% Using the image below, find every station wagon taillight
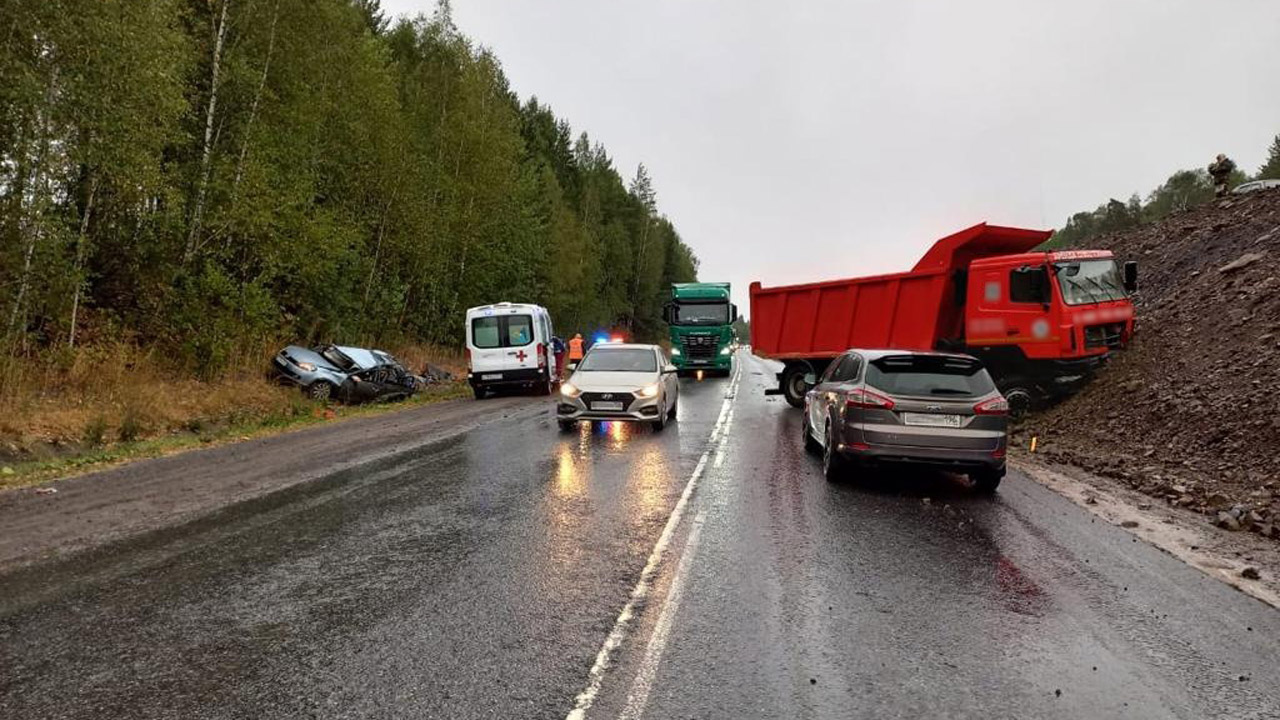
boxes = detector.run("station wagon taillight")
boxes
[846,388,895,411]
[974,397,1010,415]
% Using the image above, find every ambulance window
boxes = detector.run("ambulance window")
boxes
[472,317,501,348]
[471,314,534,348]
[507,315,533,346]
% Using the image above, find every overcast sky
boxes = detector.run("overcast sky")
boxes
[382,0,1280,312]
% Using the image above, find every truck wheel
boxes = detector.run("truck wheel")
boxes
[781,363,811,409]
[472,386,487,400]
[998,380,1036,421]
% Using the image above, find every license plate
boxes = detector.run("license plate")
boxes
[901,412,963,428]
[481,373,502,380]
[591,401,624,411]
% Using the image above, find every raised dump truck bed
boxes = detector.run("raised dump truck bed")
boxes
[749,223,1136,415]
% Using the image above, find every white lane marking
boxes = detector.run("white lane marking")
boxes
[565,369,739,719]
[618,512,706,720]
[708,397,732,442]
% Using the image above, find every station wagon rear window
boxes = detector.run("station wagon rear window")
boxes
[867,355,995,397]
[471,314,534,348]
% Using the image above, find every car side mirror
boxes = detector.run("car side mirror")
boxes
[803,372,816,387]
[663,365,678,374]
[1123,261,1138,292]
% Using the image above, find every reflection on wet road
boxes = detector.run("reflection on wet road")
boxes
[1,353,1277,720]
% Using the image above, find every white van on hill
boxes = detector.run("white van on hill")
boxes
[465,302,559,399]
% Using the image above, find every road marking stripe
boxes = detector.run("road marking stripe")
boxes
[564,364,739,719]
[618,512,706,720]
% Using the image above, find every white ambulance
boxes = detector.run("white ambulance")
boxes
[465,302,559,399]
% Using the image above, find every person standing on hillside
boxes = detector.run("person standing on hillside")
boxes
[1209,153,1236,197]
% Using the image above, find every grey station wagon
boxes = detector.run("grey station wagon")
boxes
[802,349,1009,492]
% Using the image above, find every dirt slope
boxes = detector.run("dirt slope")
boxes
[1024,188,1280,540]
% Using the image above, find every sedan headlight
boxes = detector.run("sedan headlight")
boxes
[670,347,681,356]
[719,347,731,356]
[297,362,317,371]
[635,383,660,399]
[561,382,582,398]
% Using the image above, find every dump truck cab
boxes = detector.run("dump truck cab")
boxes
[664,282,736,375]
[960,248,1136,414]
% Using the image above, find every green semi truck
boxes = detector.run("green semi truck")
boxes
[663,282,737,375]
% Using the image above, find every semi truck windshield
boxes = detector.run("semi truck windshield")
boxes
[1054,259,1126,305]
[672,302,729,325]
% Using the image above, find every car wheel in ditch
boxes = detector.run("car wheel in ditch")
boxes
[306,382,332,402]
[558,419,576,432]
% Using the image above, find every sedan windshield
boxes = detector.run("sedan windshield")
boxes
[1054,259,1126,305]
[672,302,729,325]
[577,348,657,373]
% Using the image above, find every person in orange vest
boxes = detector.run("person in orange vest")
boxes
[568,333,585,364]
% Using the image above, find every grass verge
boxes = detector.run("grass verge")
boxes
[0,381,472,492]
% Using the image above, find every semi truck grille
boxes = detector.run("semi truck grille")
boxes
[681,335,719,360]
[1084,322,1124,349]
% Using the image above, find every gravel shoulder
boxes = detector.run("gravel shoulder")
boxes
[0,395,543,574]
[1015,456,1280,609]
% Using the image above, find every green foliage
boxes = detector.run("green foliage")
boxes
[83,416,108,446]
[0,0,697,382]
[1046,136,1278,249]
[117,407,144,443]
[1259,135,1280,180]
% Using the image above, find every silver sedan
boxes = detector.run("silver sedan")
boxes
[556,344,679,431]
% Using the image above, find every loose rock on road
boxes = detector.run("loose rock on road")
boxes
[1,352,1277,719]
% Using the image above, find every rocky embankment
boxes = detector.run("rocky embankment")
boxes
[1023,189,1280,540]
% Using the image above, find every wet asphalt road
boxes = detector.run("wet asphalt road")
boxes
[2,352,1278,719]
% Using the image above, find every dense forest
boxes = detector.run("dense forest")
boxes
[1047,133,1280,248]
[0,0,698,382]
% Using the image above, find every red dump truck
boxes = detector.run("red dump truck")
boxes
[749,223,1137,416]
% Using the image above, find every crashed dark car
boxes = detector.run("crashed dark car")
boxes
[273,344,423,404]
